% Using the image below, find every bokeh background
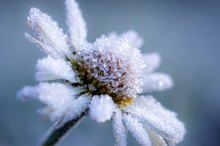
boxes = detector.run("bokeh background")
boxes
[1,0,220,146]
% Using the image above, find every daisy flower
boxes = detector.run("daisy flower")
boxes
[17,0,186,145]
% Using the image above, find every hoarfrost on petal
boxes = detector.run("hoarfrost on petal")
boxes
[35,55,77,82]
[17,86,39,101]
[123,114,151,146]
[37,83,79,122]
[25,33,63,59]
[112,109,127,146]
[125,96,186,143]
[108,30,143,49]
[121,30,144,49]
[143,73,173,92]
[57,94,91,127]
[18,83,79,122]
[143,53,161,73]
[65,0,87,49]
[27,7,72,58]
[89,95,116,123]
[147,128,167,146]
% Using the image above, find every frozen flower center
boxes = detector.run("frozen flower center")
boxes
[70,37,145,106]
[72,53,133,106]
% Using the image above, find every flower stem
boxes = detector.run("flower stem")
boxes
[40,110,87,146]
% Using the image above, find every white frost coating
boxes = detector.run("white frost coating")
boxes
[131,96,177,118]
[78,36,145,98]
[123,114,151,146]
[125,96,186,143]
[89,95,116,123]
[143,53,161,73]
[36,56,77,82]
[27,8,72,58]
[147,128,167,146]
[112,109,127,146]
[25,33,56,57]
[17,86,39,101]
[18,83,79,122]
[36,83,78,122]
[19,1,186,145]
[108,30,143,49]
[65,0,87,49]
[58,94,91,127]
[121,30,143,49]
[143,73,173,92]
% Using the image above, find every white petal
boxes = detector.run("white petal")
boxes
[65,0,87,49]
[17,86,39,101]
[89,95,116,123]
[123,114,151,146]
[125,96,186,143]
[121,30,144,49]
[27,8,72,58]
[108,32,118,40]
[35,56,77,82]
[57,94,91,127]
[112,109,127,146]
[143,53,161,73]
[147,128,167,146]
[130,96,177,118]
[17,83,79,122]
[143,73,173,92]
[108,30,143,49]
[25,33,56,57]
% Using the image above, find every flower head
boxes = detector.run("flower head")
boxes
[18,0,185,145]
[76,36,145,102]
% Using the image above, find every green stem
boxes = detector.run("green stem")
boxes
[40,110,87,146]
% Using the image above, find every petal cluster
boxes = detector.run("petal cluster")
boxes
[17,0,186,145]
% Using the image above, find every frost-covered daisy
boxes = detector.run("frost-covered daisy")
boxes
[17,0,186,146]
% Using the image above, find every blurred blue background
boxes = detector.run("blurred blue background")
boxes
[0,0,220,145]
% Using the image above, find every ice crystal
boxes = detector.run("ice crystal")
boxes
[112,109,127,146]
[17,0,186,145]
[35,55,77,82]
[89,95,116,123]
[65,0,87,49]
[18,83,79,121]
[76,36,145,99]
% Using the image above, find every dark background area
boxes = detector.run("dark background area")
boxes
[0,0,220,145]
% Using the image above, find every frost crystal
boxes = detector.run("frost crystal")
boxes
[123,114,151,146]
[26,8,72,58]
[143,73,173,92]
[18,0,186,146]
[89,95,116,123]
[58,93,91,127]
[65,0,87,49]
[143,53,161,73]
[18,83,79,121]
[112,109,127,146]
[36,56,77,82]
[124,96,186,143]
[76,36,145,99]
